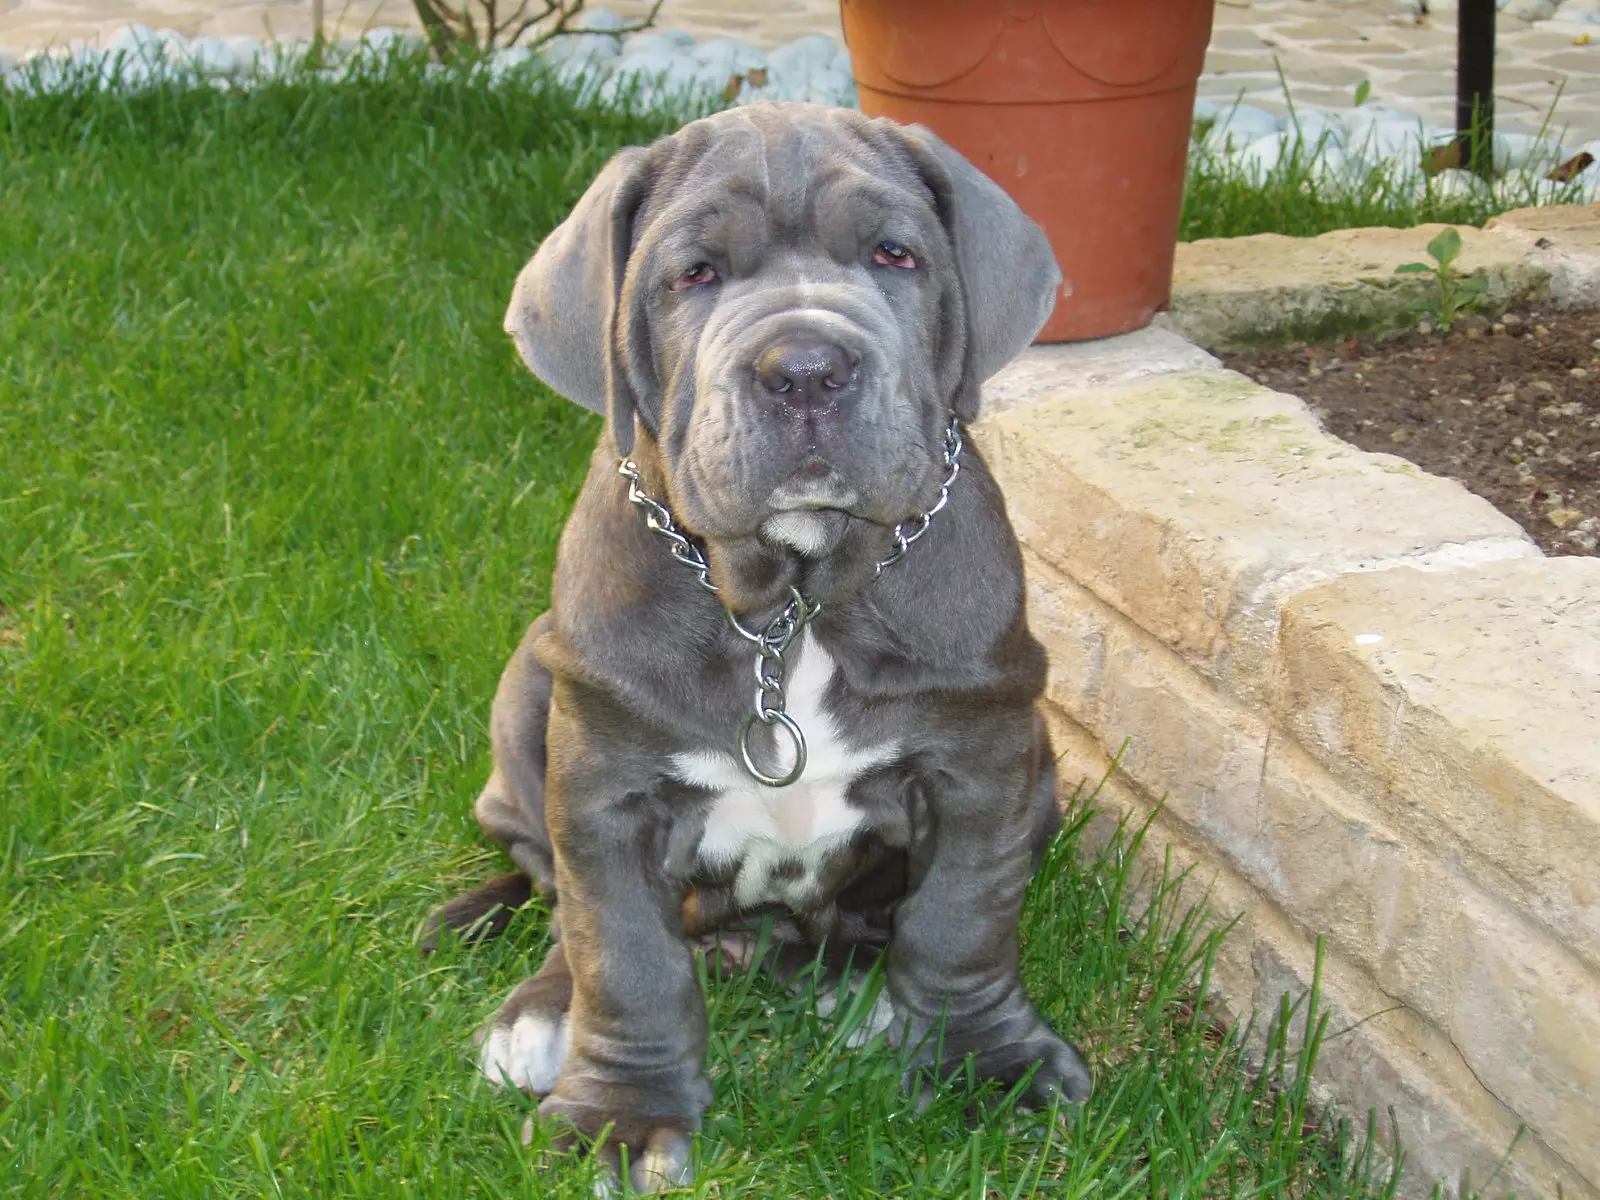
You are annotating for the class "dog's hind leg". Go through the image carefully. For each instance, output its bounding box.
[418,614,558,954]
[417,871,535,954]
[478,928,575,1095]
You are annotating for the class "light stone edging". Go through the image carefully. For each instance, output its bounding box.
[1166,203,1600,349]
[981,206,1600,1199]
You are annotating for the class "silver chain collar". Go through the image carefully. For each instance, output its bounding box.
[617,415,964,788]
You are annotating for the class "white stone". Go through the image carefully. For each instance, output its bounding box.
[261,34,309,75]
[767,33,841,78]
[0,49,16,79]
[104,24,162,60]
[186,36,236,76]
[1194,95,1219,125]
[1348,118,1426,164]
[573,8,626,31]
[1278,106,1343,150]
[1202,103,1280,153]
[1239,131,1289,181]
[488,45,536,79]
[1497,172,1587,206]
[1332,105,1413,145]
[539,28,622,66]
[1506,0,1557,17]
[1306,145,1355,191]
[1425,168,1492,202]
[692,36,767,77]
[360,26,424,56]
[793,65,855,107]
[224,35,266,74]
[621,30,693,56]
[597,53,705,106]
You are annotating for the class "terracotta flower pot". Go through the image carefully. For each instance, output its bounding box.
[841,0,1216,342]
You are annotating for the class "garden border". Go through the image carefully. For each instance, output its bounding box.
[977,204,1600,1200]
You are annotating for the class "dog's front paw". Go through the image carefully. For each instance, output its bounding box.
[538,1065,712,1195]
[905,1020,1092,1110]
[478,974,572,1095]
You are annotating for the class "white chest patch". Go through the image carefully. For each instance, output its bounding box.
[671,636,897,910]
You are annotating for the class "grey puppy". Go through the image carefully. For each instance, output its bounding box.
[423,100,1092,1192]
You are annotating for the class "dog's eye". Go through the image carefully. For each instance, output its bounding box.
[669,263,718,291]
[873,241,916,269]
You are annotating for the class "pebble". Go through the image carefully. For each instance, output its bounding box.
[1201,103,1281,153]
[185,35,235,75]
[1572,368,1591,378]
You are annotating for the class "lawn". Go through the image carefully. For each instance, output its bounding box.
[0,58,1481,1197]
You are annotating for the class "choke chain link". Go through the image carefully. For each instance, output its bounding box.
[617,414,964,788]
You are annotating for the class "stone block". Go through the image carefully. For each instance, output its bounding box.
[1022,550,1271,869]
[1244,931,1596,1200]
[1168,224,1551,349]
[1038,715,1593,1199]
[1446,889,1600,1184]
[1485,202,1600,309]
[981,331,1218,420]
[1255,737,1459,1032]
[1275,558,1600,969]
[977,369,1536,706]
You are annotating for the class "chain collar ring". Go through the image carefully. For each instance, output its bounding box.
[617,415,963,787]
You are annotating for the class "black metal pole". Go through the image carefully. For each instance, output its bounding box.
[1457,0,1495,179]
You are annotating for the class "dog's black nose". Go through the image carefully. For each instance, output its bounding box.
[756,340,856,407]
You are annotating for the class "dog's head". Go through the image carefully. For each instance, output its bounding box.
[506,102,1059,594]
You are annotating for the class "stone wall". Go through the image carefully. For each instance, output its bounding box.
[976,208,1600,1199]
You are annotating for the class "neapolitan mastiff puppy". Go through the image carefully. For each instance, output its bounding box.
[423,100,1092,1191]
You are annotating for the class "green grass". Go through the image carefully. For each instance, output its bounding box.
[1179,135,1560,244]
[0,60,1481,1198]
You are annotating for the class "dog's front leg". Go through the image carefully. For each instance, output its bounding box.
[534,735,710,1193]
[888,722,1093,1110]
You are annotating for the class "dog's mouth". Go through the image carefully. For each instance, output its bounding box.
[758,509,851,557]
[765,458,860,510]
[758,460,862,557]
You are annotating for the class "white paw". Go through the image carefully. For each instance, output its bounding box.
[817,985,897,1048]
[479,1008,570,1094]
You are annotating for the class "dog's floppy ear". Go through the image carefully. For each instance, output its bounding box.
[504,146,652,456]
[900,126,1062,421]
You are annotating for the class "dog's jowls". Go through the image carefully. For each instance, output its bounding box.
[421,101,1091,1193]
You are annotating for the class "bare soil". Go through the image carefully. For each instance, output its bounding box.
[1220,310,1600,557]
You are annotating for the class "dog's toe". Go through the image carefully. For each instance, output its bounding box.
[1028,1037,1093,1107]
[629,1128,694,1193]
[480,1007,569,1094]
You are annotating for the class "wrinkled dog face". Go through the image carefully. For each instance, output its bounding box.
[506,103,1061,565]
[633,110,961,555]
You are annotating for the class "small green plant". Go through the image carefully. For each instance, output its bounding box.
[1394,226,1487,332]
